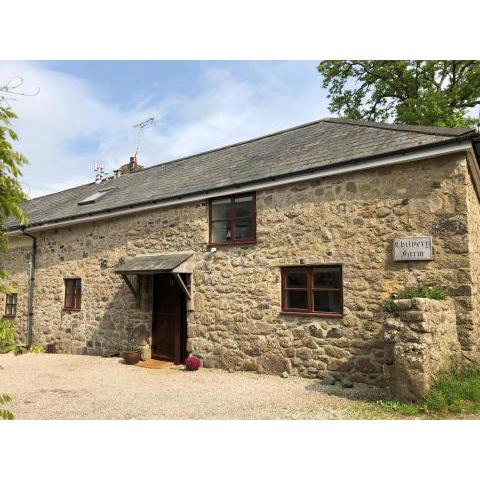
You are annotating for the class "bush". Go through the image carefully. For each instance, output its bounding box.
[0,317,20,354]
[185,355,202,371]
[29,345,45,353]
[378,368,480,417]
[0,394,14,420]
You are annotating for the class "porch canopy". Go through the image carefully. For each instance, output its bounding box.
[116,252,194,275]
[115,252,194,306]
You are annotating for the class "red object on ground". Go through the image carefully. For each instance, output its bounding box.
[185,355,202,371]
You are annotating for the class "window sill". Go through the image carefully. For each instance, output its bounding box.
[3,314,16,318]
[280,310,343,319]
[62,308,81,312]
[207,240,257,248]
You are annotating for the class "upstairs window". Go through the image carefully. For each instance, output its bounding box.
[209,193,256,245]
[64,278,82,310]
[5,293,17,317]
[281,265,343,316]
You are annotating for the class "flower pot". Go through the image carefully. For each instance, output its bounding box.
[123,350,141,365]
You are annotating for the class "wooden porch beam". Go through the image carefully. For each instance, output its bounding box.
[121,274,139,304]
[173,273,191,301]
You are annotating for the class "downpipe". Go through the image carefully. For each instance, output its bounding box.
[21,226,36,347]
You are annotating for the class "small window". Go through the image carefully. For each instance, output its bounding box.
[64,278,82,310]
[209,194,256,245]
[281,265,343,316]
[5,293,17,317]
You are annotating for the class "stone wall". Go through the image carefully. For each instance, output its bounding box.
[383,298,460,402]
[465,161,480,350]
[1,152,480,386]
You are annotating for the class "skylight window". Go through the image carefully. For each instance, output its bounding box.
[78,188,115,205]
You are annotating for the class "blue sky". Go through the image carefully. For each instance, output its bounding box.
[0,61,329,197]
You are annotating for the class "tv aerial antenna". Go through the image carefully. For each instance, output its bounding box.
[93,162,107,184]
[133,117,154,157]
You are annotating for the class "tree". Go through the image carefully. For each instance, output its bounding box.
[0,82,29,294]
[318,61,480,128]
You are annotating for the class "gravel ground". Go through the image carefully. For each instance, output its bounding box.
[0,353,385,420]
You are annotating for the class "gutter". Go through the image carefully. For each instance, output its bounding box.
[20,226,36,347]
[6,138,476,235]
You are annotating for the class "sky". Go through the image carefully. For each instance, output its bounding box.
[0,61,329,198]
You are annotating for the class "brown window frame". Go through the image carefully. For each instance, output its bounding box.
[64,278,82,311]
[208,193,256,246]
[281,265,343,317]
[4,293,17,317]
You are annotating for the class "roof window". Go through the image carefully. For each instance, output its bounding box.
[78,188,115,205]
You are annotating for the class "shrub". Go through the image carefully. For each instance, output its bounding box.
[185,355,202,371]
[29,345,45,353]
[378,368,480,417]
[0,317,20,354]
[0,394,14,420]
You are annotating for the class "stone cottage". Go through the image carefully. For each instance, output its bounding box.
[2,118,480,387]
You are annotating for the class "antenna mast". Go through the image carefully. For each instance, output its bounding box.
[93,162,108,184]
[133,117,154,157]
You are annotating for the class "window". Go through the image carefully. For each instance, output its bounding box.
[209,193,256,245]
[281,265,343,316]
[5,293,17,317]
[64,278,82,310]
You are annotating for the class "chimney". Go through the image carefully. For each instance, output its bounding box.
[129,155,137,172]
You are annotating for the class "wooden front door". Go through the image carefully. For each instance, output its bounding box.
[152,273,186,364]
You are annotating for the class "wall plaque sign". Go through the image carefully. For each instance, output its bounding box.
[393,236,432,261]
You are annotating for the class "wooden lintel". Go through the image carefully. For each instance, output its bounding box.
[173,273,191,300]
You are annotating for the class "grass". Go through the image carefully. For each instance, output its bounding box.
[377,368,480,418]
[384,284,447,312]
[396,284,447,301]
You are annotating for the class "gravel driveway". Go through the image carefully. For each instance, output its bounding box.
[0,353,385,419]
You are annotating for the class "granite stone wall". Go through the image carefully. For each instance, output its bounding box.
[383,298,460,402]
[1,152,480,386]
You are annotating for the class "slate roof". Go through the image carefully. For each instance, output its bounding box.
[9,118,477,230]
[115,252,194,274]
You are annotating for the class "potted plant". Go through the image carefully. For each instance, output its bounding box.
[123,341,141,365]
[122,325,142,365]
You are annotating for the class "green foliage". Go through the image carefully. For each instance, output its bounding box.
[0,99,28,294]
[123,325,141,352]
[397,284,447,301]
[376,399,420,416]
[0,316,20,354]
[123,341,141,352]
[378,368,480,417]
[318,60,480,128]
[384,284,447,311]
[383,298,396,313]
[0,394,14,420]
[28,345,45,353]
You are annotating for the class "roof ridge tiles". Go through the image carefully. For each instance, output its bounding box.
[322,117,475,137]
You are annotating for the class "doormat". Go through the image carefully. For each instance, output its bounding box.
[135,359,172,370]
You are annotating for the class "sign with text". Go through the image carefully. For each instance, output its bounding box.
[393,236,432,261]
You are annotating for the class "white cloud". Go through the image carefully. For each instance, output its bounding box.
[0,61,328,198]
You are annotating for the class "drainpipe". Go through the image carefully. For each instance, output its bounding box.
[20,226,36,347]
